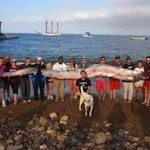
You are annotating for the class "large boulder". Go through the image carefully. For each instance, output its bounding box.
[95,132,107,145]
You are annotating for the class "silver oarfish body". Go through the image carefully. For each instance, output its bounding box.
[2,64,141,81]
[3,67,37,77]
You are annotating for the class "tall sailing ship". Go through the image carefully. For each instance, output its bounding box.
[42,21,62,36]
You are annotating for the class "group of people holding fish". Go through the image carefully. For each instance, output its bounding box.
[0,55,150,108]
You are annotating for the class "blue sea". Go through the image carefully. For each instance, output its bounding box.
[0,34,150,63]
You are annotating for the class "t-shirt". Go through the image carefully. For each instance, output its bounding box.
[53,62,67,71]
[123,63,134,82]
[76,77,91,92]
[123,63,134,70]
[20,64,32,78]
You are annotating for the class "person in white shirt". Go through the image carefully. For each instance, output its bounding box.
[53,56,67,101]
[134,60,144,100]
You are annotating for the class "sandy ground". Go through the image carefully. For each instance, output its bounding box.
[0,96,150,138]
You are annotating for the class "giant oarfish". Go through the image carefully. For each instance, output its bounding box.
[2,64,142,81]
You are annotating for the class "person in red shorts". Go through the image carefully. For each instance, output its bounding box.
[96,56,107,101]
[143,56,150,106]
[109,56,122,102]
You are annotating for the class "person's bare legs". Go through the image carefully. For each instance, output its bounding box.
[13,94,17,105]
[143,88,148,105]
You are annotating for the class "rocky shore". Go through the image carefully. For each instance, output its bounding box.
[0,97,150,150]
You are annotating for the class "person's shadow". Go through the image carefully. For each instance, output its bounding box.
[108,103,126,130]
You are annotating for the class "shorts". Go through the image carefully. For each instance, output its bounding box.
[135,80,144,88]
[109,79,120,90]
[144,80,150,89]
[96,79,107,92]
[0,80,4,89]
[10,80,20,94]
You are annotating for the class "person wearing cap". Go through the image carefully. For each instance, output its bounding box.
[32,57,46,101]
[0,57,7,107]
[53,56,67,101]
[9,59,20,105]
[122,57,135,103]
[134,60,144,101]
[109,56,122,102]
[20,57,32,103]
[143,56,150,106]
[96,56,108,101]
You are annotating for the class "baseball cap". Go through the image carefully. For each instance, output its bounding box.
[36,56,43,61]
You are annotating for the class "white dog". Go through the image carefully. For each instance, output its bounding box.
[79,86,94,117]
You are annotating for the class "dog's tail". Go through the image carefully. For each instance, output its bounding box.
[80,86,85,95]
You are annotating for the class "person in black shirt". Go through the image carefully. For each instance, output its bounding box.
[122,57,134,102]
[20,57,32,103]
[76,70,91,94]
[32,57,46,101]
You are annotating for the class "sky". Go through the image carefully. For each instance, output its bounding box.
[0,0,150,34]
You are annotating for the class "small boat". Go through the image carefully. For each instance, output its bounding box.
[0,22,19,40]
[81,32,93,38]
[130,36,148,40]
[41,21,62,36]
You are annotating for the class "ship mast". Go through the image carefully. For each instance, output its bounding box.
[56,22,59,34]
[51,21,53,33]
[0,22,2,33]
[45,21,48,33]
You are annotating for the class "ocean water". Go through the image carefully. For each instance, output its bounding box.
[0,34,150,63]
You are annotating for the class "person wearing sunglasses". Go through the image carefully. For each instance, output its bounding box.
[67,57,78,100]
[9,59,20,105]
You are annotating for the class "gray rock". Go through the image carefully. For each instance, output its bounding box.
[6,144,23,150]
[118,129,125,137]
[95,132,106,145]
[105,132,112,141]
[14,134,22,141]
[137,147,144,150]
[6,139,13,144]
[0,134,3,140]
[28,120,34,126]
[38,127,45,132]
[8,121,21,128]
[39,117,48,127]
[131,137,140,142]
